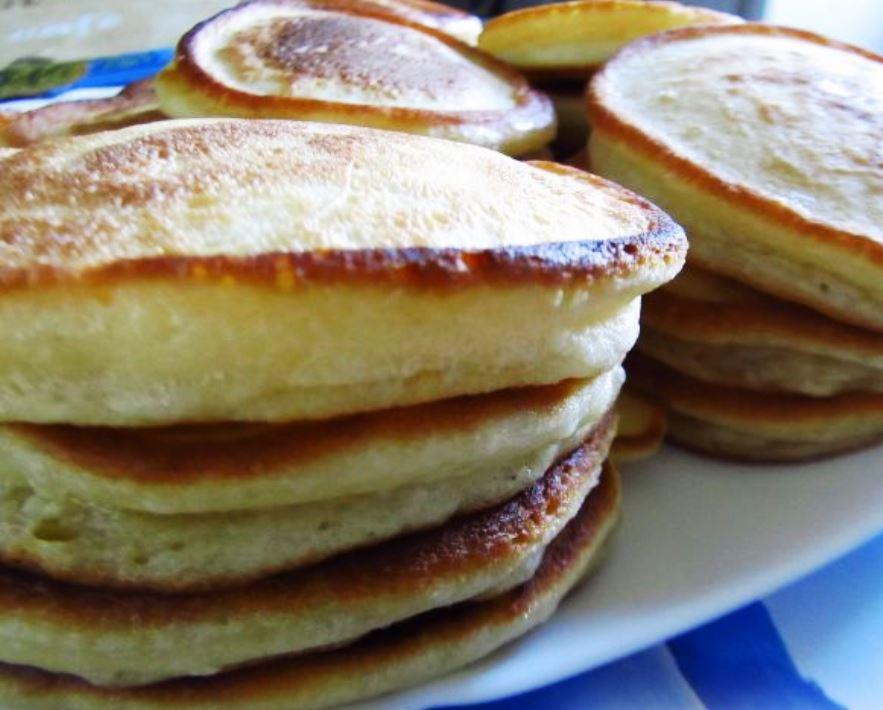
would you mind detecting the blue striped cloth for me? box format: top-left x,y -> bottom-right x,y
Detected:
455,531 -> 883,709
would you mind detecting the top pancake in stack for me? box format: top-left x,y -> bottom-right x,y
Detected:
0,119 -> 683,426
589,24 -> 883,460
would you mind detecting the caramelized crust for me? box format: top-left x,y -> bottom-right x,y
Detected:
0,121 -> 685,292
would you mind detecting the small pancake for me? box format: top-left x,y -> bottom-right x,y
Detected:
589,24 -> 883,331
0,463 -> 620,710
156,0 -> 551,156
0,438 -> 608,687
641,267 -> 883,396
478,0 -> 738,83
0,393 -> 618,592
629,354 -> 883,461
610,388 -> 666,463
0,120 -> 685,425
0,80 -> 164,147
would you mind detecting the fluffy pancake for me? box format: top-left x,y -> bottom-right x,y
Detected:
156,0 -> 550,155
629,355 -> 883,461
610,389 -> 666,463
0,385 -> 619,591
478,0 -> 738,83
0,370 -> 621,515
0,119 -> 685,425
641,269 -> 883,396
0,80 -> 163,148
588,24 -> 883,331
0,463 -> 619,709
0,437 -> 607,686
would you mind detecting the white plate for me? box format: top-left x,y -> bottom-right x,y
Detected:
360,444 -> 883,709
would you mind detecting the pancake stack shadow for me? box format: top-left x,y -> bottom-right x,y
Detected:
0,116 -> 685,707
587,22 -> 883,461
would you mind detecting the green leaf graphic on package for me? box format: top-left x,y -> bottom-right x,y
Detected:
0,56 -> 87,98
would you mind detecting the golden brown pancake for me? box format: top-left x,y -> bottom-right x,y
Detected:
589,24 -> 883,331
629,354 -> 883,461
0,120 -> 685,425
0,80 -> 164,148
0,439 -> 609,686
0,463 -> 620,709
641,268 -> 883,396
479,0 -> 738,83
156,0 -> 552,156
0,397 -> 618,592
610,389 -> 666,463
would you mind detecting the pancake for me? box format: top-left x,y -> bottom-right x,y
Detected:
629,354 -> 883,461
156,0 -> 551,156
0,120 -> 685,425
0,388 -> 619,591
0,438 -> 607,687
588,24 -> 883,331
610,389 -> 666,463
0,369 -> 621,515
641,268 -> 883,396
0,80 -> 164,147
478,0 -> 738,83
0,463 -> 620,709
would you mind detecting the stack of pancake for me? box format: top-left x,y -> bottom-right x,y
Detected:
588,23 -> 883,461
477,0 -> 739,159
0,118 -> 685,706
